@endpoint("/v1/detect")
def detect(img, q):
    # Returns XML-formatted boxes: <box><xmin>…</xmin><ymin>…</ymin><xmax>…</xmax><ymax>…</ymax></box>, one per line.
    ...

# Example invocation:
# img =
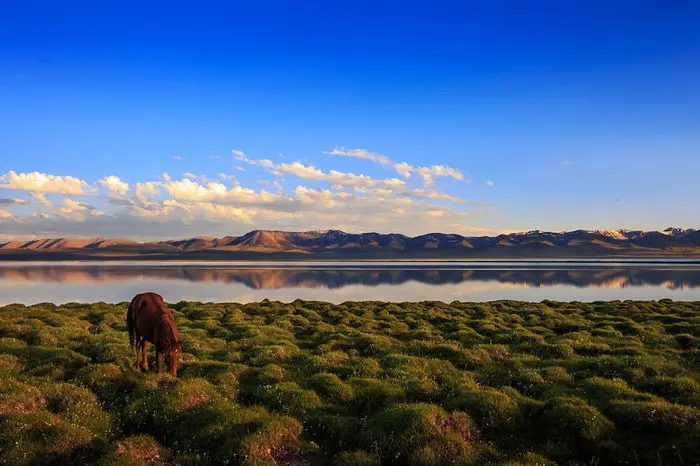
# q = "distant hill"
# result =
<box><xmin>1</xmin><ymin>228</ymin><xmax>699</xmax><ymax>260</ymax></box>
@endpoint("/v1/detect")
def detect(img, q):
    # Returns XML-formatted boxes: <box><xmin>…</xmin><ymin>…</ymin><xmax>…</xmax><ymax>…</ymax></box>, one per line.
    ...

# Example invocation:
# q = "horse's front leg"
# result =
<box><xmin>140</xmin><ymin>341</ymin><xmax>149</xmax><ymax>371</ymax></box>
<box><xmin>134</xmin><ymin>337</ymin><xmax>141</xmax><ymax>371</ymax></box>
<box><xmin>156</xmin><ymin>349</ymin><xmax>164</xmax><ymax>374</ymax></box>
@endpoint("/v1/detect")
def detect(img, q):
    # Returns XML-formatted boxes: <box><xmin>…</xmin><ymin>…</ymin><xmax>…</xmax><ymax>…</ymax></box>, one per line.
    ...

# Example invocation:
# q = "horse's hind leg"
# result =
<box><xmin>156</xmin><ymin>349</ymin><xmax>164</xmax><ymax>374</ymax></box>
<box><xmin>140</xmin><ymin>341</ymin><xmax>149</xmax><ymax>371</ymax></box>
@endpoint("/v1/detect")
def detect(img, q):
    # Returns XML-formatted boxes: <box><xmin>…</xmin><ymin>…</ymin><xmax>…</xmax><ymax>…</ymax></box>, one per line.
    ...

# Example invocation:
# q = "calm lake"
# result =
<box><xmin>1</xmin><ymin>260</ymin><xmax>699</xmax><ymax>304</ymax></box>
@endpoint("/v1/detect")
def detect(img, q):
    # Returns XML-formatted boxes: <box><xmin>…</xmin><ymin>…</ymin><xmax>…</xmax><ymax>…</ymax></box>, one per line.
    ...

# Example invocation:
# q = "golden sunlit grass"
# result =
<box><xmin>0</xmin><ymin>299</ymin><xmax>699</xmax><ymax>464</ymax></box>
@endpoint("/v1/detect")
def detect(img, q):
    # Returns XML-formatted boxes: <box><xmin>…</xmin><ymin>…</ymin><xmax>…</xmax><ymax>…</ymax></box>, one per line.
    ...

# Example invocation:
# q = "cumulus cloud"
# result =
<box><xmin>293</xmin><ymin>186</ymin><xmax>354</xmax><ymax>209</ymax></box>
<box><xmin>0</xmin><ymin>193</ymin><xmax>492</xmax><ymax>239</ymax></box>
<box><xmin>99</xmin><ymin>176</ymin><xmax>129</xmax><ymax>196</ymax></box>
<box><xmin>134</xmin><ymin>182</ymin><xmax>162</xmax><ymax>201</ymax></box>
<box><xmin>0</xmin><ymin>171</ymin><xmax>92</xmax><ymax>195</ymax></box>
<box><xmin>160</xmin><ymin>177</ymin><xmax>295</xmax><ymax>212</ymax></box>
<box><xmin>393</xmin><ymin>162</ymin><xmax>465</xmax><ymax>185</ymax></box>
<box><xmin>484</xmin><ymin>180</ymin><xmax>494</xmax><ymax>187</ymax></box>
<box><xmin>0</xmin><ymin>147</ymin><xmax>494</xmax><ymax>239</ymax></box>
<box><xmin>60</xmin><ymin>198</ymin><xmax>90</xmax><ymax>213</ymax></box>
<box><xmin>162</xmin><ymin>199</ymin><xmax>256</xmax><ymax>224</ymax></box>
<box><xmin>59</xmin><ymin>198</ymin><xmax>103</xmax><ymax>217</ymax></box>
<box><xmin>271</xmin><ymin>162</ymin><xmax>325</xmax><ymax>180</ymax></box>
<box><xmin>163</xmin><ymin>179</ymin><xmax>228</xmax><ymax>201</ymax></box>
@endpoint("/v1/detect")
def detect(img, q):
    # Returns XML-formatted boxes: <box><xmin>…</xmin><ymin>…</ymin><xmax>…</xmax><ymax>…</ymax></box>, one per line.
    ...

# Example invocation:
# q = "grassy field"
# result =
<box><xmin>1</xmin><ymin>299</ymin><xmax>699</xmax><ymax>465</ymax></box>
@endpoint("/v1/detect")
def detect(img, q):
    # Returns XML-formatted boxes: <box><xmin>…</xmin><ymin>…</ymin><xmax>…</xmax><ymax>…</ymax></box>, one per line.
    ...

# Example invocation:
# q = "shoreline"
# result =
<box><xmin>3</xmin><ymin>298</ymin><xmax>698</xmax><ymax>307</ymax></box>
<box><xmin>2</xmin><ymin>257</ymin><xmax>700</xmax><ymax>265</ymax></box>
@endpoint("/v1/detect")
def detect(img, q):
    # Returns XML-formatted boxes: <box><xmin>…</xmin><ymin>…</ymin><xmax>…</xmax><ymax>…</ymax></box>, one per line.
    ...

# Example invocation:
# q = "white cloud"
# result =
<box><xmin>293</xmin><ymin>186</ymin><xmax>353</xmax><ymax>209</ymax></box>
<box><xmin>59</xmin><ymin>198</ymin><xmax>103</xmax><ymax>218</ymax></box>
<box><xmin>232</xmin><ymin>150</ymin><xmax>278</xmax><ymax>169</ymax></box>
<box><xmin>60</xmin><ymin>198</ymin><xmax>90</xmax><ymax>214</ymax></box>
<box><xmin>99</xmin><ymin>176</ymin><xmax>129</xmax><ymax>196</ymax></box>
<box><xmin>403</xmin><ymin>189</ymin><xmax>465</xmax><ymax>203</ymax></box>
<box><xmin>324</xmin><ymin>147</ymin><xmax>465</xmax><ymax>186</ymax></box>
<box><xmin>238</xmin><ymin>157</ymin><xmax>407</xmax><ymax>192</ymax></box>
<box><xmin>172</xmin><ymin>155</ymin><xmax>184</xmax><ymax>161</ymax></box>
<box><xmin>128</xmin><ymin>179</ymin><xmax>482</xmax><ymax>238</ymax></box>
<box><xmin>163</xmin><ymin>179</ymin><xmax>228</xmax><ymax>201</ymax></box>
<box><xmin>0</xmin><ymin>147</ymin><xmax>495</xmax><ymax>239</ymax></box>
<box><xmin>218</xmin><ymin>173</ymin><xmax>239</xmax><ymax>183</ymax></box>
<box><xmin>162</xmin><ymin>177</ymin><xmax>290</xmax><ymax>209</ymax></box>
<box><xmin>484</xmin><ymin>180</ymin><xmax>494</xmax><ymax>187</ymax></box>
<box><xmin>272</xmin><ymin>162</ymin><xmax>325</xmax><ymax>180</ymax></box>
<box><xmin>177</xmin><ymin>200</ymin><xmax>255</xmax><ymax>223</ymax></box>
<box><xmin>0</xmin><ymin>192</ymin><xmax>493</xmax><ymax>239</ymax></box>
<box><xmin>323</xmin><ymin>147</ymin><xmax>393</xmax><ymax>165</ymax></box>
<box><xmin>183</xmin><ymin>172</ymin><xmax>209</xmax><ymax>184</ymax></box>
<box><xmin>134</xmin><ymin>198</ymin><xmax>256</xmax><ymax>224</ymax></box>
<box><xmin>0</xmin><ymin>171</ymin><xmax>92</xmax><ymax>195</ymax></box>
<box><xmin>134</xmin><ymin>182</ymin><xmax>162</xmax><ymax>201</ymax></box>
<box><xmin>30</xmin><ymin>192</ymin><xmax>53</xmax><ymax>207</ymax></box>
<box><xmin>394</xmin><ymin>162</ymin><xmax>465</xmax><ymax>186</ymax></box>
<box><xmin>393</xmin><ymin>162</ymin><xmax>412</xmax><ymax>179</ymax></box>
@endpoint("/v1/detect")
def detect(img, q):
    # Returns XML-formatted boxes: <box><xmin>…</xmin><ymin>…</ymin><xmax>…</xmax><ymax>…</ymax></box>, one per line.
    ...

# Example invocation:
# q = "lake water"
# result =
<box><xmin>1</xmin><ymin>260</ymin><xmax>699</xmax><ymax>304</ymax></box>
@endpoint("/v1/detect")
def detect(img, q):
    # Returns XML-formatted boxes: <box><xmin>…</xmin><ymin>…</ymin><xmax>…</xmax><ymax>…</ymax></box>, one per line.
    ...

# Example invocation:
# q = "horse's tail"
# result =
<box><xmin>127</xmin><ymin>296</ymin><xmax>137</xmax><ymax>348</ymax></box>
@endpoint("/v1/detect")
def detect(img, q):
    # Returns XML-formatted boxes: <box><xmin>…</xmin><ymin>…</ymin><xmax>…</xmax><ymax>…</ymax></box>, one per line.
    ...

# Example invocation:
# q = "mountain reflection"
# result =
<box><xmin>1</xmin><ymin>264</ymin><xmax>699</xmax><ymax>290</ymax></box>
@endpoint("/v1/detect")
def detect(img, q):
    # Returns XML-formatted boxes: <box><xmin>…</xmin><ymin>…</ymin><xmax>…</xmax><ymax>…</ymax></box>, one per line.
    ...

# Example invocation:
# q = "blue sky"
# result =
<box><xmin>1</xmin><ymin>1</ymin><xmax>699</xmax><ymax>239</ymax></box>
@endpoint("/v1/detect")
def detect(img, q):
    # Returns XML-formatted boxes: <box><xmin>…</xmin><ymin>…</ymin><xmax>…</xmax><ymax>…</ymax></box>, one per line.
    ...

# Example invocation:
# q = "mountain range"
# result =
<box><xmin>1</xmin><ymin>228</ymin><xmax>699</xmax><ymax>260</ymax></box>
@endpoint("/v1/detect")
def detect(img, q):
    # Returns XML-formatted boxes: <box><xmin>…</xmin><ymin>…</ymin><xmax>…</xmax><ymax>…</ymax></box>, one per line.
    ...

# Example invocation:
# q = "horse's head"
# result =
<box><xmin>166</xmin><ymin>339</ymin><xmax>184</xmax><ymax>377</ymax></box>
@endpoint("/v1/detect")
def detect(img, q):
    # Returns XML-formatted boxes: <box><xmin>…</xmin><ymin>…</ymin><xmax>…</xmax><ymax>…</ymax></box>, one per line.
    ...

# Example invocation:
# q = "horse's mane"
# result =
<box><xmin>157</xmin><ymin>308</ymin><xmax>181</xmax><ymax>350</ymax></box>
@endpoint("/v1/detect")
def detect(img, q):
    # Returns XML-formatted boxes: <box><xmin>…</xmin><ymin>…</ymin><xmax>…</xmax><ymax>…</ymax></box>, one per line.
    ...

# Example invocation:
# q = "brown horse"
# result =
<box><xmin>127</xmin><ymin>292</ymin><xmax>183</xmax><ymax>376</ymax></box>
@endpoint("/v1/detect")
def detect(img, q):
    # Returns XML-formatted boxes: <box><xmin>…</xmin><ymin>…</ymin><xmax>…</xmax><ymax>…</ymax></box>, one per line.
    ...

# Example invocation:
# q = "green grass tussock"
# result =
<box><xmin>0</xmin><ymin>299</ymin><xmax>700</xmax><ymax>464</ymax></box>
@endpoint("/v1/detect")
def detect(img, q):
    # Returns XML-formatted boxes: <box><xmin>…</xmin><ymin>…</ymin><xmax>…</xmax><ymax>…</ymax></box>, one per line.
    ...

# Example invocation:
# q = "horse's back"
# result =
<box><xmin>131</xmin><ymin>292</ymin><xmax>166</xmax><ymax>314</ymax></box>
<box><xmin>129</xmin><ymin>292</ymin><xmax>168</xmax><ymax>341</ymax></box>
